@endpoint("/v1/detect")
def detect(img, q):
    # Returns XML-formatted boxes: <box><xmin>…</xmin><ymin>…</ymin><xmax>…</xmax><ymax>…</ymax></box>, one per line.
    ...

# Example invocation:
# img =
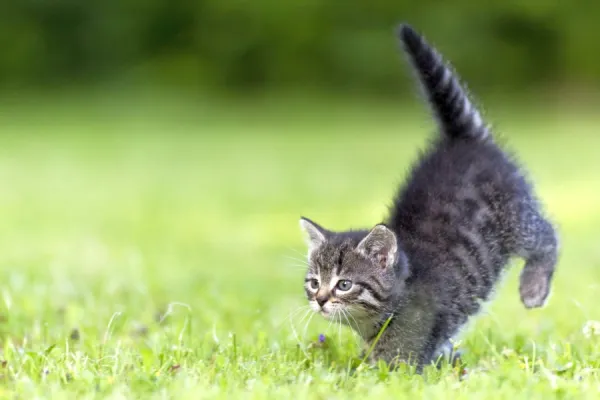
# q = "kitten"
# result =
<box><xmin>298</xmin><ymin>24</ymin><xmax>558</xmax><ymax>372</ymax></box>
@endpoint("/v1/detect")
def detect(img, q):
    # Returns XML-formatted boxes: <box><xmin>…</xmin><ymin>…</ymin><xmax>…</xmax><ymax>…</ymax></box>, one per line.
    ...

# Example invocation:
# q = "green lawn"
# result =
<box><xmin>0</xmin><ymin>92</ymin><xmax>599</xmax><ymax>398</ymax></box>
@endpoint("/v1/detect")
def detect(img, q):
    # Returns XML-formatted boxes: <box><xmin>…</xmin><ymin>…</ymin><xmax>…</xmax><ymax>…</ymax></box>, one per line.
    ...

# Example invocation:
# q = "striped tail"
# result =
<box><xmin>397</xmin><ymin>23</ymin><xmax>490</xmax><ymax>141</ymax></box>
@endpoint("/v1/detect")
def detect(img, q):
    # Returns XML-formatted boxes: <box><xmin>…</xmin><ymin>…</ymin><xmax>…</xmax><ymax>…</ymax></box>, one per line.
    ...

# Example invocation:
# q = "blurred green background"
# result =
<box><xmin>0</xmin><ymin>2</ymin><xmax>600</xmax><ymax>397</ymax></box>
<box><xmin>1</xmin><ymin>0</ymin><xmax>599</xmax><ymax>95</ymax></box>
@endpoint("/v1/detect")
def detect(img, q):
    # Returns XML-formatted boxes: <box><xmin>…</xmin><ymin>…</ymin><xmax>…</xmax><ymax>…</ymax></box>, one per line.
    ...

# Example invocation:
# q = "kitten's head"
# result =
<box><xmin>299</xmin><ymin>217</ymin><xmax>409</xmax><ymax>322</ymax></box>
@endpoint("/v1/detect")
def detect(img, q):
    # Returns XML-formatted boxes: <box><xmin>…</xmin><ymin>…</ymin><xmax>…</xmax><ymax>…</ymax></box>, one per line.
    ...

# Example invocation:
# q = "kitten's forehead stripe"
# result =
<box><xmin>335</xmin><ymin>249</ymin><xmax>345</xmax><ymax>276</ymax></box>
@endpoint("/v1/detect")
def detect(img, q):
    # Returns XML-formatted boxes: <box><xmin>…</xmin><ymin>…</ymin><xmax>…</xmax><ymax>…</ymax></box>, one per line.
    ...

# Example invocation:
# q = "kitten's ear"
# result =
<box><xmin>299</xmin><ymin>217</ymin><xmax>328</xmax><ymax>253</ymax></box>
<box><xmin>356</xmin><ymin>224</ymin><xmax>397</xmax><ymax>269</ymax></box>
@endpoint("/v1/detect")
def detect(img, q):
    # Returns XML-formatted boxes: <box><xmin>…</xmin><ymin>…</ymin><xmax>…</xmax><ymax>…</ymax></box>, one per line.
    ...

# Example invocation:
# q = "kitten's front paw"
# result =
<box><xmin>519</xmin><ymin>269</ymin><xmax>550</xmax><ymax>308</ymax></box>
<box><xmin>449</xmin><ymin>349</ymin><xmax>464</xmax><ymax>367</ymax></box>
<box><xmin>433</xmin><ymin>341</ymin><xmax>463</xmax><ymax>368</ymax></box>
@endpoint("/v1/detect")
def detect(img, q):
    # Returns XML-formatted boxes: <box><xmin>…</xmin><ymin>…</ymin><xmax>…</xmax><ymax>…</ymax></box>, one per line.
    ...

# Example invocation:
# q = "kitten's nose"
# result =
<box><xmin>316</xmin><ymin>294</ymin><xmax>329</xmax><ymax>307</ymax></box>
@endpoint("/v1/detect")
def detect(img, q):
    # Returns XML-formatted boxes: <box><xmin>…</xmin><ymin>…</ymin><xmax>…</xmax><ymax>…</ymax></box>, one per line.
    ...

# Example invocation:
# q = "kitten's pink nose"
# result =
<box><xmin>316</xmin><ymin>294</ymin><xmax>329</xmax><ymax>307</ymax></box>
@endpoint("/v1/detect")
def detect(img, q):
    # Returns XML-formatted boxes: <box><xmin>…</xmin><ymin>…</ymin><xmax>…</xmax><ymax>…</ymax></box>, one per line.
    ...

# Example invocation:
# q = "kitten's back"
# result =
<box><xmin>388</xmin><ymin>25</ymin><xmax>536</xmax><ymax>301</ymax></box>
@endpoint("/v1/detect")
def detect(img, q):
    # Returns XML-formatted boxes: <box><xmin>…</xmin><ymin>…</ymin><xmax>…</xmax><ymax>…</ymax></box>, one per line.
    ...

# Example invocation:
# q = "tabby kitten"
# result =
<box><xmin>298</xmin><ymin>24</ymin><xmax>558</xmax><ymax>372</ymax></box>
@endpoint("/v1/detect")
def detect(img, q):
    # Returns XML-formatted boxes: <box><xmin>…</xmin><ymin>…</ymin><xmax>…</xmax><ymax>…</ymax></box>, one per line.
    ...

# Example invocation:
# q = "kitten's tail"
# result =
<box><xmin>397</xmin><ymin>23</ymin><xmax>490</xmax><ymax>141</ymax></box>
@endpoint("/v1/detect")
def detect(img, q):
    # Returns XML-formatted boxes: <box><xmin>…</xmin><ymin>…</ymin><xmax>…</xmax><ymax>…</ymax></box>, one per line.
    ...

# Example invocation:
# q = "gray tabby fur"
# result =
<box><xmin>298</xmin><ymin>23</ymin><xmax>558</xmax><ymax>372</ymax></box>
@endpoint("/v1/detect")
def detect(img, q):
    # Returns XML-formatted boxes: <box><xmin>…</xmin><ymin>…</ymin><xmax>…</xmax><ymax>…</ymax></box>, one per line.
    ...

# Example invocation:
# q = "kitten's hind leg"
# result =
<box><xmin>515</xmin><ymin>206</ymin><xmax>558</xmax><ymax>308</ymax></box>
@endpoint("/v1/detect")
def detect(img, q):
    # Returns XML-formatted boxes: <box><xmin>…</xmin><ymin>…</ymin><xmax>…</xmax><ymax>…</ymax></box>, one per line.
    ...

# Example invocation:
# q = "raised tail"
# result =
<box><xmin>397</xmin><ymin>23</ymin><xmax>490</xmax><ymax>141</ymax></box>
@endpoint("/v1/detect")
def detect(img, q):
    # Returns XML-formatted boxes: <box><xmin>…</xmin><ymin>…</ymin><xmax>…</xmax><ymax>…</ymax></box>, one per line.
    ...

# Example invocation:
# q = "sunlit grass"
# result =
<box><xmin>0</xmin><ymin>92</ymin><xmax>599</xmax><ymax>398</ymax></box>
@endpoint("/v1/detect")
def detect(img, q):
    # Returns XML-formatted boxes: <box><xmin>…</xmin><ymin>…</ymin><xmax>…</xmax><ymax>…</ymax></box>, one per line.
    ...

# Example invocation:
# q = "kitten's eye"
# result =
<box><xmin>336</xmin><ymin>280</ymin><xmax>353</xmax><ymax>291</ymax></box>
<box><xmin>309</xmin><ymin>279</ymin><xmax>319</xmax><ymax>290</ymax></box>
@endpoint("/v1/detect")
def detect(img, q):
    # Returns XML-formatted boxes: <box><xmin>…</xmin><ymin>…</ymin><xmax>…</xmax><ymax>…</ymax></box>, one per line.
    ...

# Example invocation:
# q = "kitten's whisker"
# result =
<box><xmin>349</xmin><ymin>315</ymin><xmax>364</xmax><ymax>340</ymax></box>
<box><xmin>342</xmin><ymin>309</ymin><xmax>363</xmax><ymax>348</ymax></box>
<box><xmin>295</xmin><ymin>308</ymin><xmax>313</xmax><ymax>332</ymax></box>
<box><xmin>337</xmin><ymin>311</ymin><xmax>343</xmax><ymax>348</ymax></box>
<box><xmin>342</xmin><ymin>308</ymin><xmax>355</xmax><ymax>328</ymax></box>
<box><xmin>283</xmin><ymin>304</ymin><xmax>311</xmax><ymax>322</ymax></box>
<box><xmin>302</xmin><ymin>312</ymin><xmax>317</xmax><ymax>340</ymax></box>
<box><xmin>282</xmin><ymin>255</ymin><xmax>309</xmax><ymax>265</ymax></box>
<box><xmin>289</xmin><ymin>307</ymin><xmax>313</xmax><ymax>346</ymax></box>
<box><xmin>341</xmin><ymin>310</ymin><xmax>357</xmax><ymax>347</ymax></box>
<box><xmin>285</xmin><ymin>263</ymin><xmax>308</xmax><ymax>268</ymax></box>
<box><xmin>275</xmin><ymin>305</ymin><xmax>311</xmax><ymax>331</ymax></box>
<box><xmin>285</xmin><ymin>246</ymin><xmax>308</xmax><ymax>258</ymax></box>
<box><xmin>325</xmin><ymin>310</ymin><xmax>336</xmax><ymax>334</ymax></box>
<box><xmin>283</xmin><ymin>263</ymin><xmax>310</xmax><ymax>271</ymax></box>
<box><xmin>289</xmin><ymin>311</ymin><xmax>311</xmax><ymax>359</ymax></box>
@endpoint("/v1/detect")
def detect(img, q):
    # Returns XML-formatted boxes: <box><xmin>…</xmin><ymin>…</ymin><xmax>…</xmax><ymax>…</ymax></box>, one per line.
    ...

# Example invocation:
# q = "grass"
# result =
<box><xmin>0</xmin><ymin>91</ymin><xmax>599</xmax><ymax>398</ymax></box>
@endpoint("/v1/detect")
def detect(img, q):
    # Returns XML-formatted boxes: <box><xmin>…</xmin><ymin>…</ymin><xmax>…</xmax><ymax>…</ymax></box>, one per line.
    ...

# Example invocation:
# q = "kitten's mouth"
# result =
<box><xmin>319</xmin><ymin>309</ymin><xmax>332</xmax><ymax>319</ymax></box>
